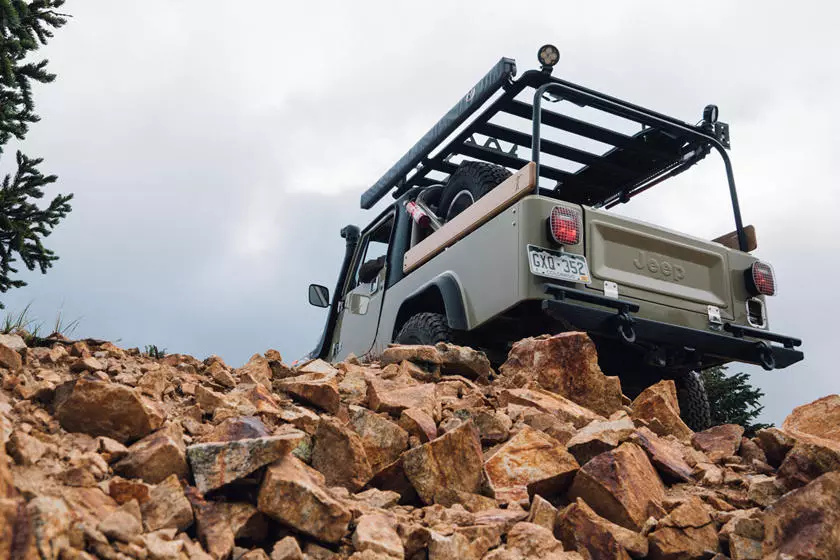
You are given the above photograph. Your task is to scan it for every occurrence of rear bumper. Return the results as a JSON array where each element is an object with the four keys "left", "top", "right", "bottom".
[{"left": 541, "top": 283, "right": 803, "bottom": 370}]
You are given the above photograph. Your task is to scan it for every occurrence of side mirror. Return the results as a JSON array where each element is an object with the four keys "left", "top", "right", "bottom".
[{"left": 308, "top": 284, "right": 330, "bottom": 308}]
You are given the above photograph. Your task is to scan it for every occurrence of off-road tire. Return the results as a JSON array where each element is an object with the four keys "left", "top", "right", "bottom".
[
  {"left": 395, "top": 312, "right": 453, "bottom": 345},
  {"left": 675, "top": 372, "right": 712, "bottom": 431},
  {"left": 438, "top": 162, "right": 512, "bottom": 221}
]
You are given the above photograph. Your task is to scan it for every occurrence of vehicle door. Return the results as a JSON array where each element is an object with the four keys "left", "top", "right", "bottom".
[{"left": 332, "top": 211, "right": 394, "bottom": 360}]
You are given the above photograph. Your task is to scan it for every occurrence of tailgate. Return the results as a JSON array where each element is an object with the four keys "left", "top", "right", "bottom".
[{"left": 584, "top": 207, "right": 733, "bottom": 317}]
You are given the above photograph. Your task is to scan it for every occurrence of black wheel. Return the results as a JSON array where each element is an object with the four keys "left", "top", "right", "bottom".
[
  {"left": 396, "top": 312, "right": 454, "bottom": 345},
  {"left": 438, "top": 162, "right": 511, "bottom": 221},
  {"left": 674, "top": 372, "right": 712, "bottom": 431}
]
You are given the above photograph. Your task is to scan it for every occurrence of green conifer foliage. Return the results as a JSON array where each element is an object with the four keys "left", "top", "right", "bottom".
[
  {"left": 0, "top": 0, "right": 72, "bottom": 307},
  {"left": 700, "top": 366, "right": 773, "bottom": 436}
]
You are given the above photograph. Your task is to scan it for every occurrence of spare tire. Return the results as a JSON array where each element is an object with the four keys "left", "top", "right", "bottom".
[{"left": 438, "top": 162, "right": 512, "bottom": 221}]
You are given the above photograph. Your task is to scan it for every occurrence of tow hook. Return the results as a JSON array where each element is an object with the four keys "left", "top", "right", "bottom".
[
  {"left": 756, "top": 341, "right": 776, "bottom": 371},
  {"left": 616, "top": 311, "right": 636, "bottom": 344}
]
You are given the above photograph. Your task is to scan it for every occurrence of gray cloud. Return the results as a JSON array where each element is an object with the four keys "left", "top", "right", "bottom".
[{"left": 2, "top": 1, "right": 838, "bottom": 424}]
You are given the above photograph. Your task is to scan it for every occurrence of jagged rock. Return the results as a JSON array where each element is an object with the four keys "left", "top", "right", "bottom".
[
  {"left": 0, "top": 334, "right": 25, "bottom": 352},
  {"left": 762, "top": 472, "right": 840, "bottom": 559},
  {"left": 568, "top": 442, "right": 666, "bottom": 530},
  {"left": 427, "top": 529, "right": 497, "bottom": 560},
  {"left": 630, "top": 380, "right": 693, "bottom": 442},
  {"left": 747, "top": 474, "right": 783, "bottom": 507},
  {"left": 198, "top": 416, "right": 270, "bottom": 443},
  {"left": 754, "top": 427, "right": 795, "bottom": 467},
  {"left": 352, "top": 513, "right": 404, "bottom": 559},
  {"left": 629, "top": 426, "right": 693, "bottom": 482},
  {"left": 109, "top": 476, "right": 151, "bottom": 505},
  {"left": 207, "top": 361, "right": 237, "bottom": 388},
  {"left": 433, "top": 488, "right": 496, "bottom": 512},
  {"left": 311, "top": 416, "right": 373, "bottom": 491},
  {"left": 738, "top": 437, "right": 767, "bottom": 464},
  {"left": 275, "top": 371, "right": 340, "bottom": 413},
  {"left": 114, "top": 423, "right": 189, "bottom": 484},
  {"left": 402, "top": 421, "right": 484, "bottom": 504},
  {"left": 381, "top": 345, "right": 441, "bottom": 366},
  {"left": 484, "top": 426, "right": 579, "bottom": 502},
  {"left": 777, "top": 441, "right": 840, "bottom": 491},
  {"left": 526, "top": 494, "right": 557, "bottom": 530},
  {"left": 517, "top": 408, "right": 577, "bottom": 445},
  {"left": 398, "top": 407, "right": 437, "bottom": 442},
  {"left": 566, "top": 414, "right": 635, "bottom": 465},
  {"left": 434, "top": 343, "right": 492, "bottom": 382},
  {"left": 70, "top": 356, "right": 104, "bottom": 372},
  {"left": 141, "top": 474, "right": 194, "bottom": 532},
  {"left": 187, "top": 431, "right": 303, "bottom": 493},
  {"left": 647, "top": 496, "right": 719, "bottom": 559},
  {"left": 185, "top": 488, "right": 236, "bottom": 559},
  {"left": 349, "top": 406, "right": 409, "bottom": 473},
  {"left": 557, "top": 497, "right": 648, "bottom": 559},
  {"left": 691, "top": 424, "right": 744, "bottom": 463},
  {"left": 144, "top": 530, "right": 186, "bottom": 559},
  {"left": 485, "top": 522, "right": 569, "bottom": 559},
  {"left": 499, "top": 387, "right": 603, "bottom": 428},
  {"left": 0, "top": 343, "right": 22, "bottom": 371},
  {"left": 499, "top": 332, "right": 623, "bottom": 417},
  {"left": 368, "top": 380, "right": 438, "bottom": 419},
  {"left": 54, "top": 378, "right": 165, "bottom": 443},
  {"left": 7, "top": 429, "right": 49, "bottom": 465},
  {"left": 271, "top": 536, "right": 304, "bottom": 560},
  {"left": 196, "top": 385, "right": 228, "bottom": 413},
  {"left": 258, "top": 455, "right": 352, "bottom": 543},
  {"left": 455, "top": 408, "right": 511, "bottom": 444},
  {"left": 782, "top": 394, "right": 840, "bottom": 450},
  {"left": 98, "top": 499, "right": 143, "bottom": 543}
]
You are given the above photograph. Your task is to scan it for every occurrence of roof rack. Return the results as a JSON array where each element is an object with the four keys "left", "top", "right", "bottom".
[{"left": 360, "top": 51, "right": 748, "bottom": 251}]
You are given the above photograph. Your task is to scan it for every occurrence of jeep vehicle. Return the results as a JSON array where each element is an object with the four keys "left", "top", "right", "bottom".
[{"left": 307, "top": 46, "right": 804, "bottom": 430}]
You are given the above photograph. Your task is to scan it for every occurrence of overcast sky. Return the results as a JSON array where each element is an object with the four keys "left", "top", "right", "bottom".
[{"left": 2, "top": 1, "right": 838, "bottom": 424}]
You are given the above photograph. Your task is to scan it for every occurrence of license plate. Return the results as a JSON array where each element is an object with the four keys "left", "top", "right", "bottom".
[{"left": 527, "top": 244, "right": 591, "bottom": 284}]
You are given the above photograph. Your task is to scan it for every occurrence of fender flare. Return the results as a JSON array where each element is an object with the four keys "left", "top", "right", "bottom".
[{"left": 397, "top": 272, "right": 469, "bottom": 333}]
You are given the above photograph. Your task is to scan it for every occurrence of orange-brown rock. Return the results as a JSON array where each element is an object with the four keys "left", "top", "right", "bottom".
[
  {"left": 275, "top": 371, "right": 340, "bottom": 413},
  {"left": 776, "top": 441, "right": 840, "bottom": 491},
  {"left": 380, "top": 345, "right": 441, "bottom": 366},
  {"left": 399, "top": 407, "right": 437, "bottom": 442},
  {"left": 762, "top": 471, "right": 840, "bottom": 559},
  {"left": 187, "top": 431, "right": 304, "bottom": 493},
  {"left": 754, "top": 427, "right": 796, "bottom": 467},
  {"left": 630, "top": 380, "right": 693, "bottom": 442},
  {"left": 368, "top": 380, "right": 438, "bottom": 419},
  {"left": 566, "top": 414, "right": 635, "bottom": 465},
  {"left": 526, "top": 494, "right": 558, "bottom": 530},
  {"left": 435, "top": 343, "right": 492, "bottom": 382},
  {"left": 141, "top": 474, "right": 193, "bottom": 532},
  {"left": 0, "top": 343, "right": 22, "bottom": 371},
  {"left": 568, "top": 442, "right": 666, "bottom": 531},
  {"left": 484, "top": 426, "right": 579, "bottom": 501},
  {"left": 499, "top": 387, "right": 603, "bottom": 428},
  {"left": 629, "top": 426, "right": 693, "bottom": 482},
  {"left": 198, "top": 416, "right": 270, "bottom": 443},
  {"left": 113, "top": 423, "right": 189, "bottom": 484},
  {"left": 557, "top": 497, "right": 648, "bottom": 559},
  {"left": 257, "top": 455, "right": 352, "bottom": 544},
  {"left": 402, "top": 421, "right": 484, "bottom": 504},
  {"left": 499, "top": 333, "right": 623, "bottom": 417},
  {"left": 782, "top": 394, "right": 840, "bottom": 452},
  {"left": 647, "top": 496, "right": 719, "bottom": 559},
  {"left": 54, "top": 378, "right": 165, "bottom": 443},
  {"left": 691, "top": 424, "right": 744, "bottom": 463},
  {"left": 271, "top": 536, "right": 304, "bottom": 560},
  {"left": 311, "top": 416, "right": 373, "bottom": 492},
  {"left": 352, "top": 513, "right": 404, "bottom": 559},
  {"left": 349, "top": 405, "right": 409, "bottom": 473},
  {"left": 484, "top": 522, "right": 568, "bottom": 559}
]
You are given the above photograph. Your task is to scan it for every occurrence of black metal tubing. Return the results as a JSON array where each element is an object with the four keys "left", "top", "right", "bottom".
[
  {"left": 360, "top": 57, "right": 517, "bottom": 209},
  {"left": 531, "top": 81, "right": 747, "bottom": 251},
  {"left": 543, "top": 283, "right": 639, "bottom": 313},
  {"left": 724, "top": 322, "right": 802, "bottom": 349},
  {"left": 360, "top": 55, "right": 748, "bottom": 251},
  {"left": 541, "top": 298, "right": 804, "bottom": 369}
]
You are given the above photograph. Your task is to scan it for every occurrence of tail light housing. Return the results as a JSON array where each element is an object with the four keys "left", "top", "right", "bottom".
[
  {"left": 746, "top": 261, "right": 776, "bottom": 296},
  {"left": 548, "top": 206, "right": 581, "bottom": 245}
]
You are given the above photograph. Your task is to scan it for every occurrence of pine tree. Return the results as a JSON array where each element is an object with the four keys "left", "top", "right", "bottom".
[
  {"left": 0, "top": 0, "right": 72, "bottom": 308},
  {"left": 700, "top": 365, "right": 772, "bottom": 436}
]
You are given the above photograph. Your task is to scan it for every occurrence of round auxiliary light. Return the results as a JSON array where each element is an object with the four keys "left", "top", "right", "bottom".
[
  {"left": 538, "top": 44, "right": 560, "bottom": 68},
  {"left": 703, "top": 104, "right": 719, "bottom": 124}
]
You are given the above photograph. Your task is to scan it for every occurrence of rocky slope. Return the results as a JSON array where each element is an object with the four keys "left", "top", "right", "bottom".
[{"left": 0, "top": 331, "right": 838, "bottom": 559}]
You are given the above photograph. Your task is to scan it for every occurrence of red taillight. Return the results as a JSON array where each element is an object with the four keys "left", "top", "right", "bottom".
[
  {"left": 548, "top": 206, "right": 581, "bottom": 245},
  {"left": 748, "top": 261, "right": 776, "bottom": 296}
]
